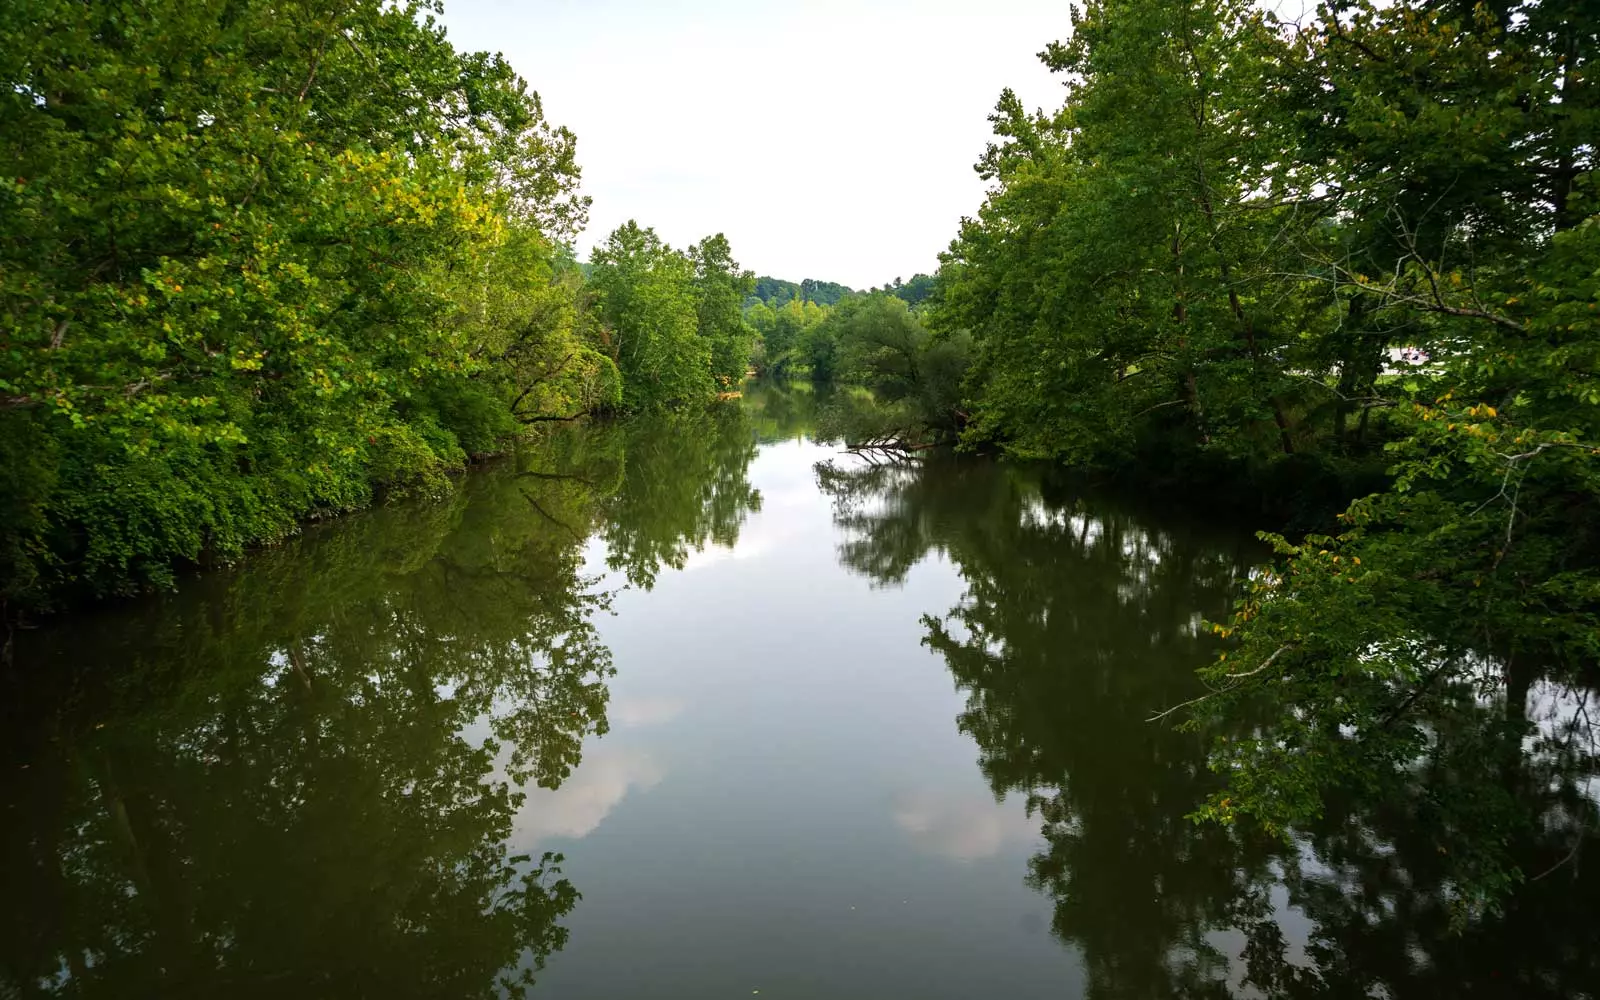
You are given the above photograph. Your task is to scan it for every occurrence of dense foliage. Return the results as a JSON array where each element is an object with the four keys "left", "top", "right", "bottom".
[
  {"left": 745, "top": 275, "right": 855, "bottom": 309},
  {"left": 934, "top": 0, "right": 1598, "bottom": 912},
  {"left": 741, "top": 268, "right": 970, "bottom": 445},
  {"left": 0, "top": 0, "right": 760, "bottom": 608}
]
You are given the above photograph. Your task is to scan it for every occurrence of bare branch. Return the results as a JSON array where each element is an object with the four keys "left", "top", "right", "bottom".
[{"left": 1148, "top": 643, "right": 1298, "bottom": 722}]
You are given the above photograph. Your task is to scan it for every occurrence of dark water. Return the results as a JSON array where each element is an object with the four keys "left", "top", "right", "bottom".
[{"left": 2, "top": 383, "right": 1595, "bottom": 999}]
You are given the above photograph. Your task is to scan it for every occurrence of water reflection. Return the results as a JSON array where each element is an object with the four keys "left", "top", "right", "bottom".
[
  {"left": 4, "top": 387, "right": 1593, "bottom": 998},
  {"left": 741, "top": 379, "right": 825, "bottom": 444},
  {"left": 594, "top": 405, "right": 763, "bottom": 589},
  {"left": 891, "top": 788, "right": 1039, "bottom": 862},
  {"left": 0, "top": 406, "right": 762, "bottom": 998},
  {"left": 817, "top": 450, "right": 1600, "bottom": 998}
]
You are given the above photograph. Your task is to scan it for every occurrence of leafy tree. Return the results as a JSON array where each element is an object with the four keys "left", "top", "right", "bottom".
[
  {"left": 688, "top": 234, "right": 758, "bottom": 390},
  {"left": 746, "top": 276, "right": 803, "bottom": 308},
  {"left": 932, "top": 0, "right": 1598, "bottom": 910},
  {"left": 0, "top": 0, "right": 597, "bottom": 606},
  {"left": 890, "top": 273, "right": 937, "bottom": 309},
  {"left": 1176, "top": 0, "right": 1600, "bottom": 914},
  {"left": 799, "top": 278, "right": 853, "bottom": 307},
  {"left": 752, "top": 297, "right": 830, "bottom": 378},
  {"left": 938, "top": 0, "right": 1314, "bottom": 464},
  {"left": 803, "top": 294, "right": 972, "bottom": 443},
  {"left": 587, "top": 221, "right": 710, "bottom": 410},
  {"left": 744, "top": 275, "right": 856, "bottom": 309}
]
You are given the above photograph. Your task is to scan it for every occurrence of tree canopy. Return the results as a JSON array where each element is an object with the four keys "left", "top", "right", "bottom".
[
  {"left": 929, "top": 0, "right": 1599, "bottom": 912},
  {"left": 0, "top": 1, "right": 764, "bottom": 607}
]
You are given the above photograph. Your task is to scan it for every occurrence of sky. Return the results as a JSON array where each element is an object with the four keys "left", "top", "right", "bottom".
[{"left": 438, "top": 0, "right": 1072, "bottom": 289}]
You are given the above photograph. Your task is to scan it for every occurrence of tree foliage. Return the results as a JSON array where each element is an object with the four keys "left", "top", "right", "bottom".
[
  {"left": 587, "top": 222, "right": 709, "bottom": 411},
  {"left": 688, "top": 234, "right": 758, "bottom": 390},
  {"left": 803, "top": 294, "right": 972, "bottom": 439},
  {"left": 934, "top": 0, "right": 1599, "bottom": 909},
  {"left": 0, "top": 1, "right": 769, "bottom": 608},
  {"left": 0, "top": 0, "right": 613, "bottom": 606},
  {"left": 745, "top": 276, "right": 855, "bottom": 309}
]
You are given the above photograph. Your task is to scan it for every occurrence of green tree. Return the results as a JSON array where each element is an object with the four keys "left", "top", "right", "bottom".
[
  {"left": 0, "top": 0, "right": 597, "bottom": 606},
  {"left": 804, "top": 294, "right": 971, "bottom": 443},
  {"left": 1114, "top": 0, "right": 1600, "bottom": 914},
  {"left": 688, "top": 234, "right": 757, "bottom": 390},
  {"left": 931, "top": 0, "right": 1598, "bottom": 912},
  {"left": 936, "top": 0, "right": 1319, "bottom": 464},
  {"left": 754, "top": 296, "right": 829, "bottom": 378},
  {"left": 587, "top": 221, "right": 710, "bottom": 410}
]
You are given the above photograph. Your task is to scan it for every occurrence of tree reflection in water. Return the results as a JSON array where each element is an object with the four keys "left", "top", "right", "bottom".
[
  {"left": 817, "top": 450, "right": 1600, "bottom": 999},
  {"left": 0, "top": 406, "right": 763, "bottom": 999}
]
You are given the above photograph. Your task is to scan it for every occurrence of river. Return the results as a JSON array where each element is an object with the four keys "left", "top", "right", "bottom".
[{"left": 2, "top": 382, "right": 1594, "bottom": 998}]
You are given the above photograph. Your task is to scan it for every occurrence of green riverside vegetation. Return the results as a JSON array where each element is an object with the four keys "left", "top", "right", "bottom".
[
  {"left": 929, "top": 0, "right": 1598, "bottom": 917},
  {"left": 0, "top": 0, "right": 762, "bottom": 606}
]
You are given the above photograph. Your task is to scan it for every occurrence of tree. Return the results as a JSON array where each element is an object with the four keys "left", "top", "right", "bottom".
[
  {"left": 0, "top": 0, "right": 598, "bottom": 606},
  {"left": 932, "top": 0, "right": 1599, "bottom": 917},
  {"left": 688, "top": 234, "right": 757, "bottom": 390},
  {"left": 890, "top": 273, "right": 937, "bottom": 309},
  {"left": 936, "top": 0, "right": 1321, "bottom": 463},
  {"left": 587, "top": 221, "right": 710, "bottom": 410},
  {"left": 1170, "top": 0, "right": 1599, "bottom": 914},
  {"left": 753, "top": 296, "right": 829, "bottom": 378},
  {"left": 804, "top": 294, "right": 971, "bottom": 442}
]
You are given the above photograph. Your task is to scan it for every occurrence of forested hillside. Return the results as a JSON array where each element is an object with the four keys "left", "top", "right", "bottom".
[
  {"left": 928, "top": 0, "right": 1597, "bottom": 912},
  {"left": 746, "top": 276, "right": 856, "bottom": 309}
]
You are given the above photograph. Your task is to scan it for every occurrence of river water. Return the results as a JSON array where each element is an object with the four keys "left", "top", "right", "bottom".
[{"left": 2, "top": 382, "right": 1594, "bottom": 998}]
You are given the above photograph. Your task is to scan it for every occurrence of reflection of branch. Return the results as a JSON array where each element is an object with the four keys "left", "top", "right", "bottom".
[
  {"left": 1378, "top": 658, "right": 1455, "bottom": 729},
  {"left": 520, "top": 488, "right": 585, "bottom": 543},
  {"left": 1147, "top": 643, "right": 1297, "bottom": 723},
  {"left": 518, "top": 469, "right": 598, "bottom": 487},
  {"left": 1530, "top": 821, "right": 1587, "bottom": 882},
  {"left": 288, "top": 639, "right": 313, "bottom": 692}
]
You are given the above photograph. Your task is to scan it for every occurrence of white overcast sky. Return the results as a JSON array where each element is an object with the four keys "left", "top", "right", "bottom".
[{"left": 438, "top": 0, "right": 1071, "bottom": 289}]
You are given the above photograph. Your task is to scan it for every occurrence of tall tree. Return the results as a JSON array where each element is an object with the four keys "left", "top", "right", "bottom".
[
  {"left": 688, "top": 234, "right": 757, "bottom": 390},
  {"left": 587, "top": 222, "right": 710, "bottom": 410},
  {"left": 938, "top": 0, "right": 1315, "bottom": 463},
  {"left": 0, "top": 0, "right": 597, "bottom": 605}
]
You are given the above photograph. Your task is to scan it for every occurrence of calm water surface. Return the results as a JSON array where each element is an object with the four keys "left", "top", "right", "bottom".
[{"left": 3, "top": 383, "right": 1594, "bottom": 998}]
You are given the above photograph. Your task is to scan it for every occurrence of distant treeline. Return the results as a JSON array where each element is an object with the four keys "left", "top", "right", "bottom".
[{"left": 745, "top": 273, "right": 935, "bottom": 310}]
